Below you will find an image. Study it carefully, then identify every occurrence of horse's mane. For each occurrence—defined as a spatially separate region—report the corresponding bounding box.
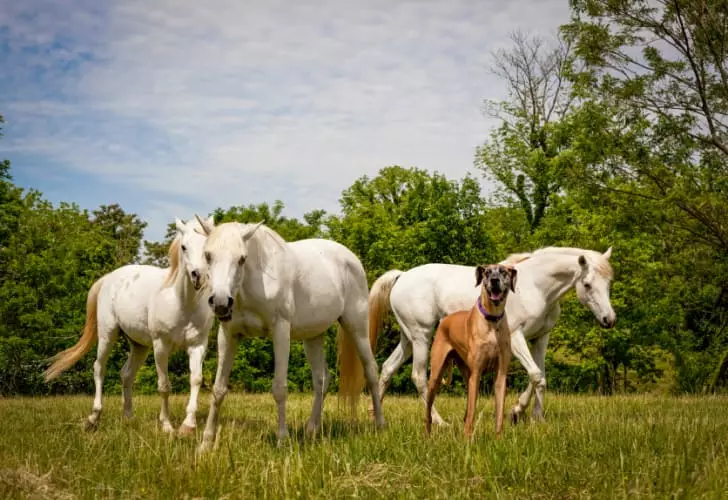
[162,236,181,288]
[162,221,209,289]
[503,246,613,279]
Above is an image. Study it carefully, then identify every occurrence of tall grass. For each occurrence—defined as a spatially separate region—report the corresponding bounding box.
[1,393,727,499]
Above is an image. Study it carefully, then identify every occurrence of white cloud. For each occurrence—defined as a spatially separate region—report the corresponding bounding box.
[1,0,571,240]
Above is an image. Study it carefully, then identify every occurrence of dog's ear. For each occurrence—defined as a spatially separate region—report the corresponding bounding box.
[506,265,517,292]
[475,265,486,287]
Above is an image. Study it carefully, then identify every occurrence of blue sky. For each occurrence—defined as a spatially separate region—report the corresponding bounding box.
[0,0,571,241]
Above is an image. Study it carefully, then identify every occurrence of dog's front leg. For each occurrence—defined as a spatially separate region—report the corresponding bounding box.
[494,350,511,437]
[463,365,482,439]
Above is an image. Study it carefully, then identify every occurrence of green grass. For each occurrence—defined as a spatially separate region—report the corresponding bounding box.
[1,392,727,499]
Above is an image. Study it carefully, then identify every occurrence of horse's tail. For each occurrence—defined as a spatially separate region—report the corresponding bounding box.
[337,324,366,416]
[44,277,104,381]
[368,269,404,354]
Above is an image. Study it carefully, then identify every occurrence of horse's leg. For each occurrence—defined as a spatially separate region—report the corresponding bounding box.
[368,337,412,418]
[303,335,329,435]
[272,317,292,444]
[121,340,149,419]
[530,332,550,422]
[153,339,175,433]
[86,323,118,431]
[199,325,238,453]
[339,312,386,429]
[179,341,207,436]
[509,328,543,424]
[411,336,446,426]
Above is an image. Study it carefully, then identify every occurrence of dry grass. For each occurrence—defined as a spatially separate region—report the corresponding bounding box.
[1,392,727,499]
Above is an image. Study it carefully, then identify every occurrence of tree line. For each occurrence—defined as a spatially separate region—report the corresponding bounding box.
[1,0,727,397]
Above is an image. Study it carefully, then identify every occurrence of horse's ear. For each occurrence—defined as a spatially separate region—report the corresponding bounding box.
[506,265,518,293]
[174,218,186,233]
[242,221,265,242]
[195,214,214,235]
[475,265,486,287]
[603,246,613,259]
[206,215,215,227]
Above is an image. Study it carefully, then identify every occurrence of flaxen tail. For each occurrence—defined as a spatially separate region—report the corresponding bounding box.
[368,269,403,354]
[337,324,366,416]
[43,278,104,381]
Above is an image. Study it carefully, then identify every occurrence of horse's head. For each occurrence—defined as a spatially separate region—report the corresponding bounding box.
[174,216,211,291]
[574,247,616,329]
[195,215,264,321]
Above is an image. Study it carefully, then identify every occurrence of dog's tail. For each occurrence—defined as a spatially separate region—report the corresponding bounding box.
[44,277,104,381]
[368,269,404,354]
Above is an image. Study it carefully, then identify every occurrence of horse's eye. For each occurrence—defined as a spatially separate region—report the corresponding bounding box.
[239,256,246,266]
[205,252,212,264]
[181,245,187,252]
[584,283,592,290]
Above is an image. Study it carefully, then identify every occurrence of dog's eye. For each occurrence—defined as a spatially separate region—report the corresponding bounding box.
[238,256,246,266]
[205,252,212,264]
[181,245,187,252]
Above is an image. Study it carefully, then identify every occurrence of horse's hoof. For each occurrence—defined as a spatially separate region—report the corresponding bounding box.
[510,408,521,425]
[177,424,196,437]
[84,419,99,432]
[160,422,176,434]
[305,420,320,437]
[375,418,387,430]
[196,441,212,455]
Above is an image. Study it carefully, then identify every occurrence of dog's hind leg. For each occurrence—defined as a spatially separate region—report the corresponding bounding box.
[425,333,453,435]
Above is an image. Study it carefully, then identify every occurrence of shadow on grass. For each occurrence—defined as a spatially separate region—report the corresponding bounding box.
[261,418,379,450]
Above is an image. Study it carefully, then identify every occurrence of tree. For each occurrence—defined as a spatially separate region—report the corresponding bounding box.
[475,31,580,232]
[562,0,728,391]
[329,166,495,281]
[91,204,147,266]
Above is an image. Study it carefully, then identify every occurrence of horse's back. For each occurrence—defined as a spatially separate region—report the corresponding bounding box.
[389,263,478,330]
[285,239,368,335]
[289,238,367,288]
[99,264,165,342]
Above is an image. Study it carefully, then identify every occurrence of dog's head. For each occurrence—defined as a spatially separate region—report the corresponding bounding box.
[475,264,517,307]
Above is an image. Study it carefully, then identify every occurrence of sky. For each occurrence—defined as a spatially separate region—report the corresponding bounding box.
[0,0,571,241]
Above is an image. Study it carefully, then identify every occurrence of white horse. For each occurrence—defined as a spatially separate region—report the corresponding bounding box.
[368,246,616,425]
[194,216,386,452]
[43,217,214,435]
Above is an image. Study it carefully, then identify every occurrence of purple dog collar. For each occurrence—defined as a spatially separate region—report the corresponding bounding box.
[477,298,504,322]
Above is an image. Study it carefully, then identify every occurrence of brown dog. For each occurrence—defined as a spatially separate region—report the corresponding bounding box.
[425,263,517,438]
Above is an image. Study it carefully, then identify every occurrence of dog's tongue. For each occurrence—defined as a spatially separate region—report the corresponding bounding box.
[490,291,504,302]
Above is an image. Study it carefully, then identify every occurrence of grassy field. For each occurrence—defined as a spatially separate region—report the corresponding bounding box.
[1,392,727,499]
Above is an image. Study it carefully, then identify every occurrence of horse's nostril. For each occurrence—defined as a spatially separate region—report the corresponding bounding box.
[208,296,214,306]
[227,296,234,308]
[602,316,609,325]
[191,270,199,279]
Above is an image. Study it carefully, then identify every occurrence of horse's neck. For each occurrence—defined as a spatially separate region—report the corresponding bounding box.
[170,265,197,308]
[526,254,581,305]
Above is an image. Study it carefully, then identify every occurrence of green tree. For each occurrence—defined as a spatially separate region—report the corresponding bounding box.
[562,0,728,391]
[475,31,580,232]
[91,204,147,266]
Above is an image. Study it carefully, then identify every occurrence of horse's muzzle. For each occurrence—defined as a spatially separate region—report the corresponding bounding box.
[209,294,233,319]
